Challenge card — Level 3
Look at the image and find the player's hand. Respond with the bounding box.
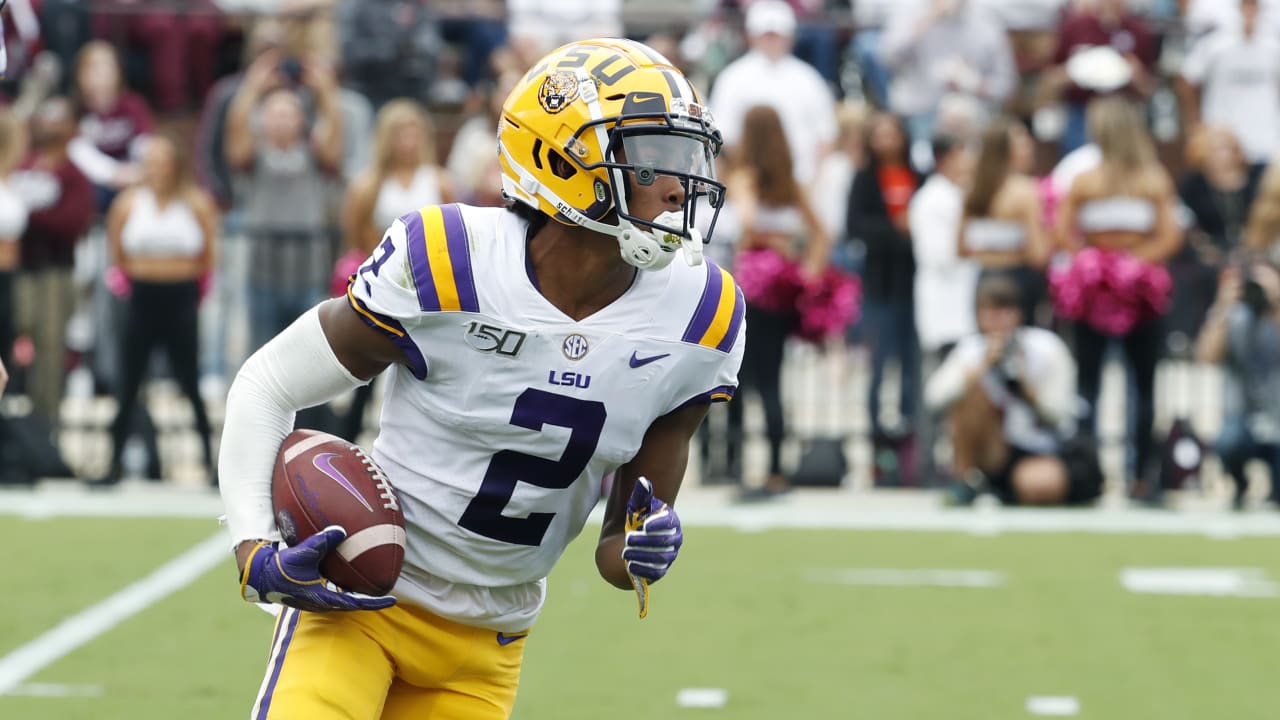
[623,478,683,583]
[240,526,397,613]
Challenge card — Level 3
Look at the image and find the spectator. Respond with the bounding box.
[337,0,443,109]
[1179,0,1280,166]
[1195,260,1280,509]
[91,0,225,112]
[1174,126,1262,342]
[911,134,979,362]
[709,0,836,186]
[879,0,1017,150]
[926,275,1095,505]
[1054,97,1183,501]
[0,113,30,373]
[225,50,343,352]
[849,0,897,105]
[847,113,922,455]
[960,116,1050,325]
[343,100,453,256]
[446,70,519,208]
[1046,0,1158,153]
[67,41,150,211]
[812,100,869,250]
[730,105,831,498]
[436,0,508,88]
[96,135,219,487]
[194,19,285,210]
[910,133,979,482]
[506,0,623,65]
[1246,153,1280,257]
[9,98,94,422]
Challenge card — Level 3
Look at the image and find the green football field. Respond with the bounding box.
[4,515,1280,719]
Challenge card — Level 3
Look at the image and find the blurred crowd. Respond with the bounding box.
[0,0,1276,509]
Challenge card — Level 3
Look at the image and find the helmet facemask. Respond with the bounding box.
[568,97,725,270]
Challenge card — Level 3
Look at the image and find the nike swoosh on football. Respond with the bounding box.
[312,453,375,513]
[496,632,529,646]
[629,352,670,368]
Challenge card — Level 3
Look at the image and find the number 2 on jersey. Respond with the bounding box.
[459,389,607,546]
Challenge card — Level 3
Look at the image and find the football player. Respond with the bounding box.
[218,38,745,719]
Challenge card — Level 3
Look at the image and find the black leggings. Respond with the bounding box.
[728,305,793,477]
[1074,319,1161,484]
[109,280,213,476]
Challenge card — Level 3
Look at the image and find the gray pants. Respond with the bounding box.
[16,268,75,422]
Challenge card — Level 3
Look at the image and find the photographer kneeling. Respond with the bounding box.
[927,276,1099,505]
[1195,259,1280,509]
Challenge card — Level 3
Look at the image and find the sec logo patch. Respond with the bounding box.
[562,334,590,360]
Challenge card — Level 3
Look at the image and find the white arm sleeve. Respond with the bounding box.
[217,305,366,547]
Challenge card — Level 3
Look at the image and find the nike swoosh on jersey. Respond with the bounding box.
[496,632,529,646]
[629,351,671,368]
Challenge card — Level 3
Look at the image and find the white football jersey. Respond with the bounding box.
[348,204,744,631]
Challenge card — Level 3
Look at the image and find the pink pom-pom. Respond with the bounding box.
[1050,248,1171,336]
[794,268,861,344]
[735,249,803,313]
[105,266,132,299]
[331,249,366,298]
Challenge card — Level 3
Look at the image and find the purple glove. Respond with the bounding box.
[240,525,397,613]
[623,478,683,583]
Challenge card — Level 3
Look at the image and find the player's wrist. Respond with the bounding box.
[235,539,271,576]
[594,536,632,589]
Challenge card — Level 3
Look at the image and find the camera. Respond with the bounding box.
[1243,276,1271,316]
[279,58,303,86]
[994,332,1025,398]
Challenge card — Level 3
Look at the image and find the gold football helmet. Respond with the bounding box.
[498,38,724,270]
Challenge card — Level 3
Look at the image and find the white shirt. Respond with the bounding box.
[880,4,1017,116]
[1181,28,1280,163]
[709,50,836,185]
[811,151,856,241]
[926,327,1076,453]
[373,167,444,232]
[0,179,29,242]
[1184,0,1280,41]
[908,173,979,352]
[352,204,744,631]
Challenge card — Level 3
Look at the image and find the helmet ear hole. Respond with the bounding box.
[547,150,578,180]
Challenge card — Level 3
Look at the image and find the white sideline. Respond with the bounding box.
[0,532,229,696]
[6,486,1280,536]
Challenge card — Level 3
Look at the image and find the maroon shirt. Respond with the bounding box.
[12,155,95,270]
[78,92,154,160]
[1054,12,1157,106]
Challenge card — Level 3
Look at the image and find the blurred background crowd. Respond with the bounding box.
[0,0,1275,510]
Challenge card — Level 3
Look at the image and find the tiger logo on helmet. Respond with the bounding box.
[498,38,725,271]
[537,70,581,113]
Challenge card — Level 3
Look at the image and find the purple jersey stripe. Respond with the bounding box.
[682,260,724,344]
[347,289,429,380]
[440,204,480,313]
[256,608,300,720]
[715,285,745,352]
[401,210,441,312]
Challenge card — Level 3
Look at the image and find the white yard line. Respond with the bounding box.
[0,532,228,695]
[6,683,103,698]
[1026,696,1080,716]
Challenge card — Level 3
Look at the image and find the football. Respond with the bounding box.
[272,429,405,595]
